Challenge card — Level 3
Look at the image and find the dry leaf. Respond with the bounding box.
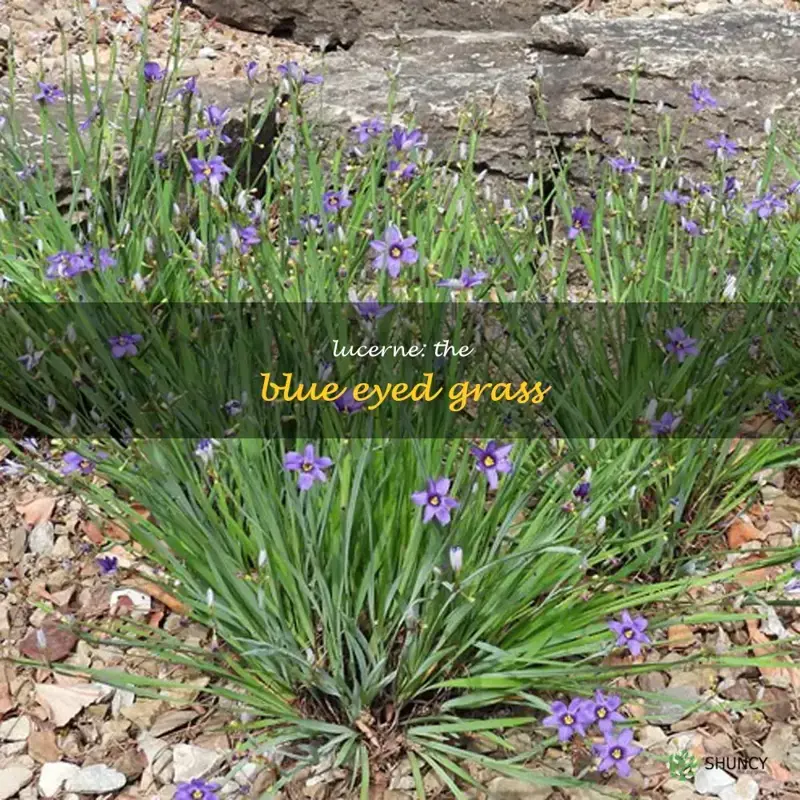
[80,520,105,545]
[28,729,61,763]
[19,622,78,662]
[727,519,766,549]
[667,624,696,650]
[35,683,112,727]
[123,578,189,615]
[16,496,56,527]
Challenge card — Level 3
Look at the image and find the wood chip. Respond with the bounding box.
[16,496,56,527]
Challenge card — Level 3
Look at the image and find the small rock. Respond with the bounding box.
[65,764,127,794]
[172,744,224,783]
[39,762,81,798]
[487,776,553,799]
[0,766,34,800]
[0,715,32,742]
[198,47,218,58]
[695,767,735,795]
[28,730,61,764]
[763,722,794,762]
[10,527,27,562]
[652,686,702,725]
[150,708,200,737]
[29,521,55,556]
[719,775,758,800]
[110,589,152,614]
[112,688,136,717]
[638,725,668,749]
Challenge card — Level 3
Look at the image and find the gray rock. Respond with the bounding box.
[189,0,575,46]
[172,744,225,783]
[319,10,800,187]
[0,766,34,800]
[650,685,702,725]
[488,776,553,798]
[528,10,800,184]
[9,527,27,563]
[323,30,534,180]
[28,521,55,556]
[762,721,793,762]
[718,775,758,800]
[64,764,127,794]
[694,767,735,796]
[0,716,32,742]
[39,762,81,799]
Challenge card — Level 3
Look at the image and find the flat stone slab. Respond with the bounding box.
[320,10,800,185]
[322,30,535,180]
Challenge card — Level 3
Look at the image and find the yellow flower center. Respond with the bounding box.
[429,495,440,506]
[302,463,313,472]
[484,455,495,467]
[389,245,403,258]
[329,196,338,205]
[597,707,607,718]
[80,460,91,470]
[563,714,574,725]
[203,166,212,176]
[611,748,622,759]
[192,791,204,800]
[624,629,634,638]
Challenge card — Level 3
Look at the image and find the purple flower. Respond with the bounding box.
[573,481,591,502]
[370,225,418,278]
[154,151,167,168]
[143,62,165,83]
[568,206,592,240]
[79,104,102,132]
[171,76,199,100]
[174,779,221,800]
[352,297,394,320]
[581,690,625,735]
[194,438,219,463]
[34,82,65,104]
[97,248,116,271]
[283,444,333,491]
[680,217,704,237]
[277,61,323,86]
[437,269,487,290]
[650,411,681,437]
[17,339,44,372]
[96,555,118,575]
[767,391,793,423]
[322,189,352,214]
[608,611,651,656]
[542,698,590,742]
[411,478,459,525]
[61,451,106,476]
[333,388,364,414]
[608,156,637,174]
[785,577,800,594]
[390,126,426,152]
[235,225,261,254]
[747,191,788,220]
[471,441,513,489]
[662,189,689,207]
[223,399,244,417]
[688,82,717,112]
[245,61,258,83]
[189,156,231,187]
[665,327,699,362]
[300,214,323,234]
[387,160,418,181]
[108,333,142,358]
[706,133,738,159]
[593,728,641,777]
[787,180,800,196]
[353,118,385,143]
[45,250,92,280]
[724,176,741,199]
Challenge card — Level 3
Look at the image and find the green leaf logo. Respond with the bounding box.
[668,749,699,782]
